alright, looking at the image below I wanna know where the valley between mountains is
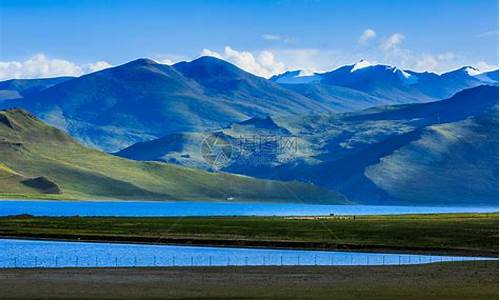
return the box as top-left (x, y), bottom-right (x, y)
top-left (0, 57), bottom-right (497, 205)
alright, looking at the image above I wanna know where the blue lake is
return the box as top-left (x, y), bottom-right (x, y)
top-left (0, 200), bottom-right (497, 217)
top-left (0, 239), bottom-right (493, 268)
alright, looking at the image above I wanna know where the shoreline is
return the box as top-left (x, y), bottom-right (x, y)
top-left (0, 198), bottom-right (498, 210)
top-left (1, 234), bottom-right (497, 258)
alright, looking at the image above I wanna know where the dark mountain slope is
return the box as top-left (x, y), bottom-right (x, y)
top-left (116, 86), bottom-right (499, 205)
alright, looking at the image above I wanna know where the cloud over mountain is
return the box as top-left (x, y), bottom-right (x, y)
top-left (379, 33), bottom-right (405, 51)
top-left (200, 46), bottom-right (285, 78)
top-left (359, 29), bottom-right (377, 44)
top-left (0, 54), bottom-right (112, 80)
top-left (2, 33), bottom-right (498, 81)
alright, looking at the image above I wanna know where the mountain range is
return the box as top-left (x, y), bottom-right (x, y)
top-left (0, 57), bottom-right (333, 151)
top-left (115, 85), bottom-right (499, 206)
top-left (0, 108), bottom-right (343, 203)
top-left (271, 60), bottom-right (498, 111)
top-left (0, 56), bottom-right (497, 206)
top-left (0, 57), bottom-right (497, 152)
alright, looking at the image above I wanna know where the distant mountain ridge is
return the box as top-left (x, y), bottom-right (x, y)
top-left (0, 77), bottom-right (74, 101)
top-left (0, 56), bottom-right (497, 206)
top-left (0, 56), bottom-right (497, 152)
top-left (0, 57), bottom-right (335, 151)
top-left (271, 60), bottom-right (498, 111)
top-left (271, 60), bottom-right (497, 88)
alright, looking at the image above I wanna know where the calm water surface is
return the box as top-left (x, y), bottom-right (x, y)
top-left (0, 200), bottom-right (497, 217)
top-left (0, 239), bottom-right (493, 268)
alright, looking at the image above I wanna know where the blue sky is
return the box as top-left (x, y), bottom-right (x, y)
top-left (0, 0), bottom-right (498, 79)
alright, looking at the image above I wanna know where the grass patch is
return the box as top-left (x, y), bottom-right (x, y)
top-left (0, 213), bottom-right (497, 256)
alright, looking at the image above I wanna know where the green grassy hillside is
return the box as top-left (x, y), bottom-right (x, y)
top-left (0, 108), bottom-right (346, 203)
top-left (0, 162), bottom-right (61, 195)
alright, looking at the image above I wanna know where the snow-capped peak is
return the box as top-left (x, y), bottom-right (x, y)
top-left (270, 70), bottom-right (321, 84)
top-left (464, 66), bottom-right (481, 76)
top-left (351, 59), bottom-right (372, 72)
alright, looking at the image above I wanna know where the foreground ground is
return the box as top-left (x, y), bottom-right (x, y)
top-left (0, 261), bottom-right (497, 300)
top-left (0, 213), bottom-right (497, 256)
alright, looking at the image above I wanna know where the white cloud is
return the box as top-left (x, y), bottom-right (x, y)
top-left (0, 54), bottom-right (113, 80)
top-left (359, 29), bottom-right (376, 44)
top-left (269, 39), bottom-right (497, 75)
top-left (475, 61), bottom-right (498, 72)
top-left (379, 48), bottom-right (498, 74)
top-left (2, 44), bottom-right (496, 81)
top-left (83, 61), bottom-right (113, 73)
top-left (413, 55), bottom-right (441, 72)
top-left (200, 46), bottom-right (285, 78)
top-left (413, 52), bottom-right (459, 73)
top-left (372, 33), bottom-right (488, 73)
top-left (270, 48), bottom-right (350, 74)
top-left (257, 50), bottom-right (287, 75)
top-left (262, 34), bottom-right (294, 43)
top-left (380, 33), bottom-right (405, 51)
top-left (200, 48), bottom-right (223, 59)
top-left (152, 53), bottom-right (190, 65)
top-left (155, 58), bottom-right (174, 65)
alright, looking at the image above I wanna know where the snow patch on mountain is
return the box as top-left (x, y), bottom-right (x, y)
top-left (464, 66), bottom-right (482, 76)
top-left (392, 67), bottom-right (418, 84)
top-left (350, 59), bottom-right (372, 72)
top-left (270, 70), bottom-right (321, 84)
